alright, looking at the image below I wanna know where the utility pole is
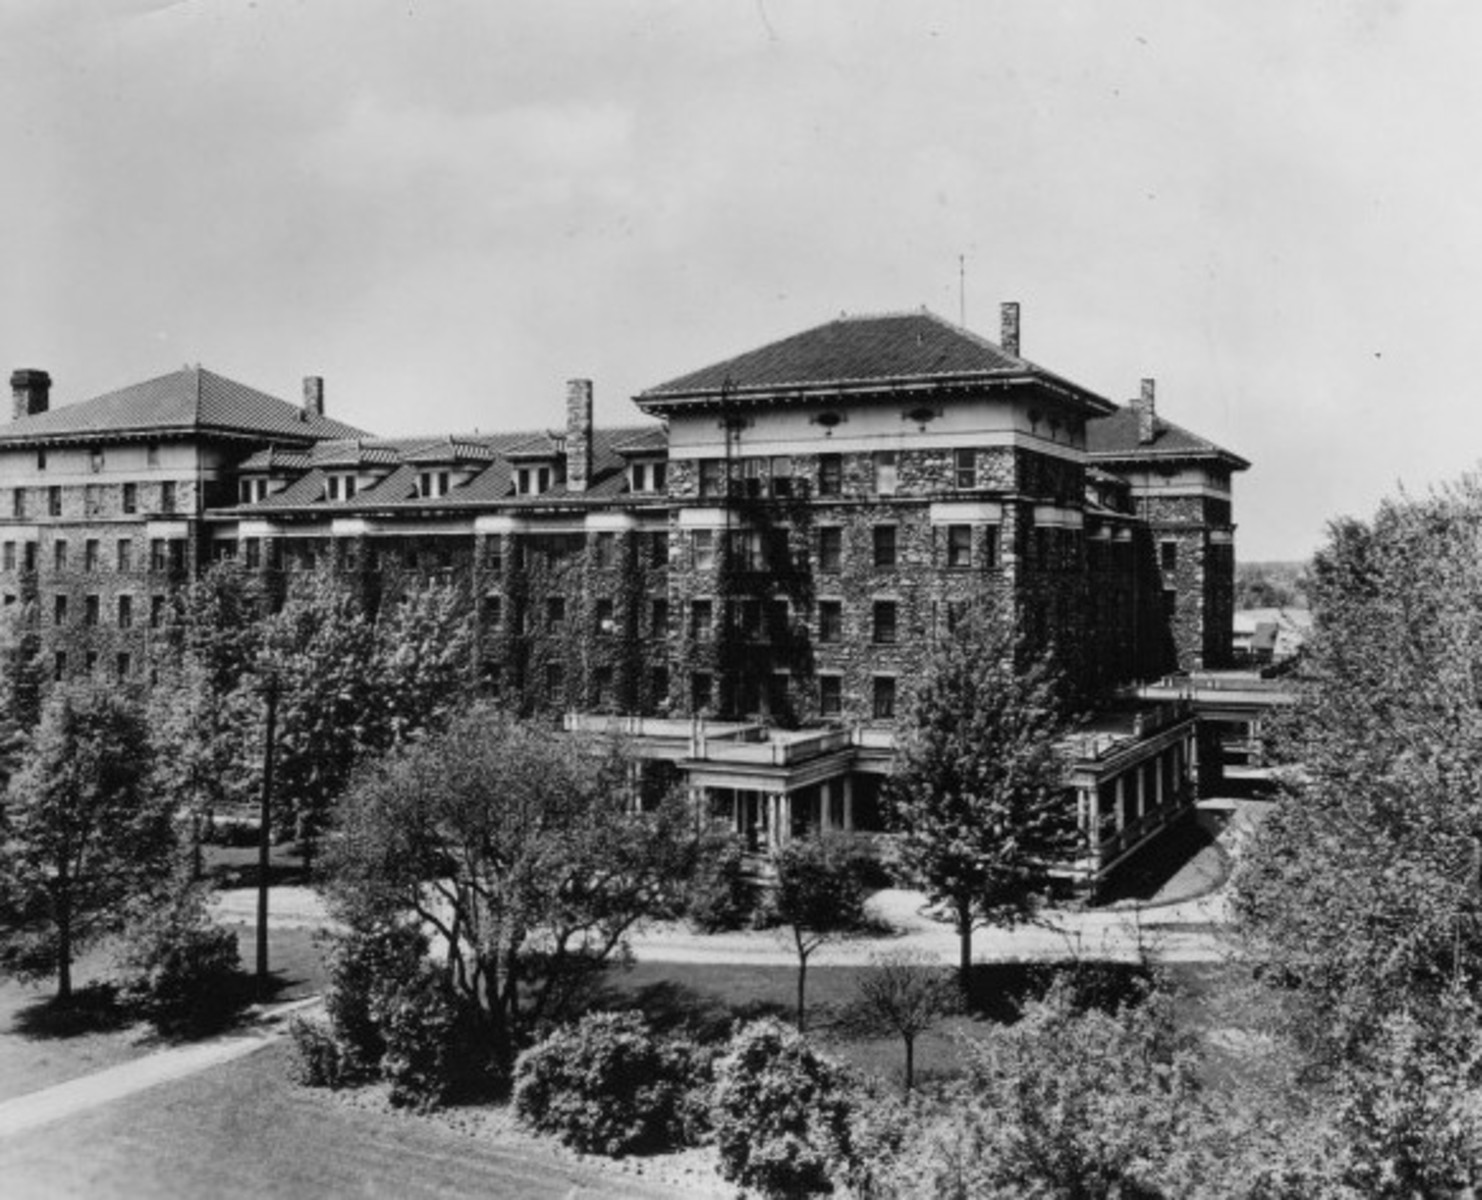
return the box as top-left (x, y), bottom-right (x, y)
top-left (256, 674), bottom-right (278, 992)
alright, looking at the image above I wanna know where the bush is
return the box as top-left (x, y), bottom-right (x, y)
top-left (513, 1011), bottom-right (710, 1156)
top-left (320, 920), bottom-right (427, 1080)
top-left (372, 962), bottom-right (490, 1110)
top-left (117, 885), bottom-right (247, 1033)
top-left (711, 1017), bottom-right (855, 1197)
top-left (287, 1015), bottom-right (352, 1089)
top-left (686, 836), bottom-right (757, 932)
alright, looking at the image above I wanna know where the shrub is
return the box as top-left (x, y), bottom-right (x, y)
top-left (320, 920), bottom-right (427, 1079)
top-left (686, 836), bottom-right (757, 932)
top-left (513, 1011), bottom-right (710, 1156)
top-left (288, 1015), bottom-right (352, 1089)
top-left (711, 1017), bottom-right (855, 1197)
top-left (372, 962), bottom-right (487, 1110)
top-left (116, 884), bottom-right (247, 1033)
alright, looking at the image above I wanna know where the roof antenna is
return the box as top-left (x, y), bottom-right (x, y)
top-left (958, 254), bottom-right (966, 326)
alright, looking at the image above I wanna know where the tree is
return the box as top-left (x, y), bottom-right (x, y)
top-left (322, 704), bottom-right (699, 1076)
top-left (771, 836), bottom-right (867, 1032)
top-left (886, 594), bottom-right (1077, 1000)
top-left (1234, 480), bottom-right (1482, 1058)
top-left (0, 683), bottom-right (172, 999)
top-left (849, 949), bottom-right (956, 1092)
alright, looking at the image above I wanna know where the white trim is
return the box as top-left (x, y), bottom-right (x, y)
top-left (473, 515), bottom-right (528, 535)
top-left (1032, 505), bottom-right (1084, 529)
top-left (584, 512), bottom-right (639, 532)
top-left (237, 520), bottom-right (280, 538)
top-left (331, 518), bottom-right (373, 537)
top-left (145, 521), bottom-right (190, 538)
top-left (362, 519), bottom-right (475, 537)
top-left (676, 507), bottom-right (738, 529)
top-left (667, 429), bottom-right (1088, 465)
top-left (1124, 483), bottom-right (1232, 500)
top-left (1208, 529), bottom-right (1234, 545)
top-left (928, 500), bottom-right (1004, 525)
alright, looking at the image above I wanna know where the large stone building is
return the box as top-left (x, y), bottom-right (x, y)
top-left (0, 306), bottom-right (1247, 884)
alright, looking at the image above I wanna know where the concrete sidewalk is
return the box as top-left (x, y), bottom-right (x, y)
top-left (0, 998), bottom-right (319, 1139)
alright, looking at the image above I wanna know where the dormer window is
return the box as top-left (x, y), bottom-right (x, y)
top-left (628, 459), bottom-right (668, 494)
top-left (89, 447), bottom-right (105, 473)
top-left (417, 471), bottom-right (452, 499)
top-left (516, 466), bottom-right (553, 496)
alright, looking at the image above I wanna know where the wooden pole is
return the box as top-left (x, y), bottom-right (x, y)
top-left (255, 676), bottom-right (278, 991)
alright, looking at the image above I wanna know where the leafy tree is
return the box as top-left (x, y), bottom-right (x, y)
top-left (849, 949), bottom-right (956, 1092)
top-left (1234, 481), bottom-right (1482, 1058)
top-left (322, 704), bottom-right (698, 1076)
top-left (0, 683), bottom-right (172, 998)
top-left (886, 594), bottom-right (1077, 1000)
top-left (771, 836), bottom-right (867, 1032)
top-left (366, 581), bottom-right (477, 751)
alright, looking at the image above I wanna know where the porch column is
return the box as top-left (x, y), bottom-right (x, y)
top-left (1114, 777), bottom-right (1126, 832)
top-left (842, 775), bottom-right (855, 832)
top-left (1154, 753), bottom-right (1164, 813)
top-left (779, 792), bottom-right (793, 844)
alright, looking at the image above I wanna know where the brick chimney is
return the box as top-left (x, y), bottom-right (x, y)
top-left (1135, 378), bottom-right (1156, 445)
top-left (1000, 302), bottom-right (1021, 357)
top-left (565, 379), bottom-right (593, 493)
top-left (10, 369), bottom-right (50, 421)
top-left (303, 376), bottom-right (325, 419)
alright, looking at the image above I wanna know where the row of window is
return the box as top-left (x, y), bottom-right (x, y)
top-left (696, 449), bottom-right (981, 499)
top-left (14, 481), bottom-right (174, 519)
top-left (53, 651), bottom-right (137, 683)
top-left (687, 523), bottom-right (998, 572)
top-left (686, 671), bottom-right (897, 720)
top-left (34, 445), bottom-right (162, 474)
top-left (51, 592), bottom-right (168, 630)
top-left (2, 537), bottom-right (187, 574)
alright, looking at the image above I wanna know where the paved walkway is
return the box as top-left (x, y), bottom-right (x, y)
top-left (0, 998), bottom-right (319, 1140)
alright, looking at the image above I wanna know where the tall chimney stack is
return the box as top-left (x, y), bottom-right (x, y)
top-left (10, 370), bottom-right (51, 421)
top-left (565, 379), bottom-right (593, 493)
top-left (1000, 302), bottom-right (1021, 357)
top-left (1135, 378), bottom-right (1156, 445)
top-left (302, 376), bottom-right (325, 419)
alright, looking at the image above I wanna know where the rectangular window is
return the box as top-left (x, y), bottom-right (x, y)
top-left (53, 652), bottom-right (65, 682)
top-left (691, 599), bottom-right (713, 642)
top-left (150, 539), bottom-right (166, 571)
top-left (650, 667), bottom-right (669, 708)
top-left (693, 529), bottom-right (715, 571)
top-left (873, 525), bottom-right (898, 568)
top-left (147, 444), bottom-right (159, 467)
top-left (652, 461), bottom-right (667, 493)
top-left (691, 671), bottom-right (713, 712)
top-left (84, 594), bottom-right (100, 627)
top-left (729, 529), bottom-right (766, 572)
top-left (84, 540), bottom-right (99, 572)
top-left (244, 538), bottom-right (261, 570)
top-left (873, 600), bottom-right (898, 644)
top-left (651, 598), bottom-right (669, 636)
top-left (547, 596), bottom-right (566, 627)
top-left (594, 531), bottom-right (616, 569)
top-left (117, 595), bottom-right (133, 629)
top-left (54, 594), bottom-right (67, 625)
top-left (48, 486), bottom-right (61, 517)
top-left (595, 597), bottom-right (616, 633)
top-left (819, 674), bottom-right (842, 717)
top-left (168, 539), bottom-right (186, 574)
top-left (546, 662), bottom-right (564, 697)
top-left (85, 651), bottom-right (98, 676)
top-left (646, 530), bottom-right (666, 567)
top-left (116, 653), bottom-right (131, 681)
top-left (327, 476), bottom-right (340, 501)
top-left (160, 481), bottom-right (176, 514)
top-left (151, 595), bottom-right (166, 629)
top-left (874, 451), bottom-right (898, 495)
top-left (1160, 541), bottom-right (1178, 573)
top-left (123, 482), bottom-right (137, 514)
top-left (483, 595), bottom-right (502, 627)
top-left (770, 457), bottom-right (793, 498)
top-left (741, 457), bottom-right (764, 498)
top-left (344, 476), bottom-right (357, 501)
top-left (818, 527), bottom-right (842, 573)
top-left (90, 447), bottom-right (104, 473)
top-left (954, 448), bottom-right (977, 490)
top-left (23, 542), bottom-right (36, 572)
top-left (592, 666), bottom-right (614, 708)
top-left (699, 459), bottom-right (725, 498)
top-left (818, 454), bottom-right (842, 497)
top-left (117, 539), bottom-right (132, 572)
top-left (3, 542), bottom-right (14, 571)
top-left (239, 479), bottom-right (253, 504)
top-left (946, 524), bottom-right (973, 569)
top-left (36, 450), bottom-right (45, 471)
top-left (872, 676), bottom-right (897, 720)
top-left (53, 540), bottom-right (68, 571)
top-left (12, 489), bottom-right (24, 518)
top-left (984, 525), bottom-right (1000, 568)
top-left (818, 599), bottom-right (843, 643)
top-left (484, 535), bottom-right (502, 572)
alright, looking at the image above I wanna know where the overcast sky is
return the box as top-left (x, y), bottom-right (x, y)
top-left (1, 0), bottom-right (1476, 561)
